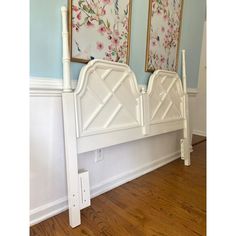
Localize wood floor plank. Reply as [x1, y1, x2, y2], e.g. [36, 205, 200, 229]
[192, 135, 206, 146]
[30, 137, 206, 236]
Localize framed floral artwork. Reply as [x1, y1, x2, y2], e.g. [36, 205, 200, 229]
[145, 0, 184, 72]
[69, 0, 132, 64]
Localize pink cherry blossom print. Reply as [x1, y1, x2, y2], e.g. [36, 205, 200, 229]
[102, 0, 111, 4]
[98, 26, 106, 35]
[77, 12, 81, 20]
[86, 21, 94, 28]
[147, 0, 183, 70]
[72, 0, 130, 63]
[96, 42, 104, 51]
[73, 5, 79, 12]
[152, 40, 157, 47]
[112, 37, 119, 46]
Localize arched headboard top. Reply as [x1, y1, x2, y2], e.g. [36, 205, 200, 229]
[147, 70, 184, 124]
[73, 59, 143, 137]
[147, 70, 183, 96]
[74, 59, 140, 97]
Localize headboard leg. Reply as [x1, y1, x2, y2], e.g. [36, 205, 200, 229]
[182, 49, 191, 166]
[181, 138, 191, 166]
[62, 93, 81, 227]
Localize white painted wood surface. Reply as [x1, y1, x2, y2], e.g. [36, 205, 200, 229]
[62, 93, 81, 227]
[181, 50, 191, 166]
[147, 70, 184, 133]
[61, 6, 191, 228]
[71, 59, 189, 154]
[74, 60, 141, 139]
[61, 6, 72, 92]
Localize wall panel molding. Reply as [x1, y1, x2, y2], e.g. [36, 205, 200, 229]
[30, 77, 198, 97]
[187, 88, 199, 96]
[30, 77, 77, 96]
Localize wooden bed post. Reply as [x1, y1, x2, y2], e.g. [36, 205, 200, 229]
[61, 6, 72, 92]
[61, 6, 81, 227]
[181, 49, 191, 166]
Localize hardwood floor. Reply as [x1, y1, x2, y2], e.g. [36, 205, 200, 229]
[192, 135, 206, 146]
[30, 137, 206, 236]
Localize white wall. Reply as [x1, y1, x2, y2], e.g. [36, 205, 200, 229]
[191, 22, 206, 136]
[30, 89, 184, 225]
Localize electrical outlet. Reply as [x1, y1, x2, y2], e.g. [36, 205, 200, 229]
[95, 149, 103, 162]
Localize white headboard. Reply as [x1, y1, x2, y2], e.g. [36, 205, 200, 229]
[69, 59, 188, 155]
[60, 6, 191, 228]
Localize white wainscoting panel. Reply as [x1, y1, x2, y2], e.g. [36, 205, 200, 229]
[30, 96, 67, 210]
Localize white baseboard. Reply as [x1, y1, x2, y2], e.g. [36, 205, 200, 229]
[30, 150, 181, 226]
[90, 150, 180, 198]
[30, 197, 68, 226]
[192, 130, 206, 137]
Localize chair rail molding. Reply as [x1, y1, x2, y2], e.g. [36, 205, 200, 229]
[187, 88, 198, 96]
[30, 77, 198, 97]
[30, 77, 77, 97]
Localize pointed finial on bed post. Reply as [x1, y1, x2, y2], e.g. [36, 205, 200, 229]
[61, 6, 72, 92]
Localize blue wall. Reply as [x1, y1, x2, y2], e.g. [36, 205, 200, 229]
[177, 0, 206, 88]
[30, 0, 205, 88]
